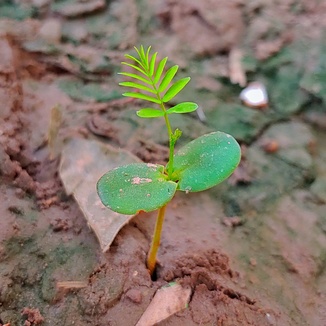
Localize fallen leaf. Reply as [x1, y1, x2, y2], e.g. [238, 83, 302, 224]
[53, 0, 106, 18]
[136, 283, 191, 326]
[59, 137, 141, 252]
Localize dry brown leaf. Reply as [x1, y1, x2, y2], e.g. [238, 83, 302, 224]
[229, 47, 246, 87]
[54, 0, 106, 18]
[59, 138, 141, 252]
[136, 283, 191, 326]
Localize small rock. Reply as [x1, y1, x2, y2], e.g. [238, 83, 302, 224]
[222, 216, 243, 227]
[5, 137, 21, 156]
[0, 148, 20, 178]
[14, 170, 36, 192]
[240, 82, 268, 109]
[125, 288, 143, 304]
[39, 19, 62, 44]
[261, 139, 279, 153]
[249, 258, 257, 267]
[21, 307, 44, 325]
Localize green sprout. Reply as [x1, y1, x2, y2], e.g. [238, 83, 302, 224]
[97, 46, 241, 276]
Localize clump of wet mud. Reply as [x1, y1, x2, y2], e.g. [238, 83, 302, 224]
[0, 37, 69, 210]
[0, 38, 35, 193]
[157, 0, 244, 56]
[161, 249, 234, 283]
[157, 249, 276, 325]
[1, 2, 326, 325]
[21, 307, 44, 326]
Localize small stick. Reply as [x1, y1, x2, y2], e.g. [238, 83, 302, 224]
[56, 281, 88, 289]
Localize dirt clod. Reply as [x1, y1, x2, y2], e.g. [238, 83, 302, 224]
[87, 114, 120, 142]
[125, 288, 143, 304]
[161, 249, 234, 286]
[222, 216, 244, 228]
[21, 308, 44, 326]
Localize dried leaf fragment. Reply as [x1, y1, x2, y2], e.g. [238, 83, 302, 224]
[54, 0, 106, 18]
[47, 105, 62, 160]
[59, 138, 141, 252]
[136, 283, 191, 326]
[229, 48, 246, 87]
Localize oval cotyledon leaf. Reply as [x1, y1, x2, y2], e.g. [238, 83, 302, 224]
[171, 131, 241, 192]
[97, 163, 177, 215]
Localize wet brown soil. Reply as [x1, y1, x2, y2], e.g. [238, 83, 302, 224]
[1, 1, 326, 325]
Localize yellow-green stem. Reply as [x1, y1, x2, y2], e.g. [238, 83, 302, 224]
[161, 110, 175, 179]
[147, 204, 167, 275]
[148, 74, 175, 179]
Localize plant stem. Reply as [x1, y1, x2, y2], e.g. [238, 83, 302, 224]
[148, 74, 175, 179]
[161, 110, 175, 179]
[157, 100, 174, 178]
[147, 204, 167, 276]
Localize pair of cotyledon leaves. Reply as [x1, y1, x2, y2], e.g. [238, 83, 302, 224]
[97, 46, 241, 215]
[97, 131, 241, 215]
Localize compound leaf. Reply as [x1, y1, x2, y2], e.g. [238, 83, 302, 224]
[167, 102, 198, 114]
[158, 65, 178, 93]
[163, 77, 190, 102]
[137, 108, 165, 118]
[97, 163, 177, 215]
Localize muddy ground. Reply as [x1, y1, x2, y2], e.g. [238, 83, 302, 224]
[0, 1, 326, 325]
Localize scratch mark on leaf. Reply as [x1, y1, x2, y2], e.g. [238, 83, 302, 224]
[132, 177, 153, 184]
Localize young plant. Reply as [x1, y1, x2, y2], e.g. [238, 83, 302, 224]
[97, 46, 241, 276]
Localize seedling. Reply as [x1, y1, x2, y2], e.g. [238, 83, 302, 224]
[97, 46, 241, 276]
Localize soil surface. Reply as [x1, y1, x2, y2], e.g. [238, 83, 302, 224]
[1, 1, 326, 325]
